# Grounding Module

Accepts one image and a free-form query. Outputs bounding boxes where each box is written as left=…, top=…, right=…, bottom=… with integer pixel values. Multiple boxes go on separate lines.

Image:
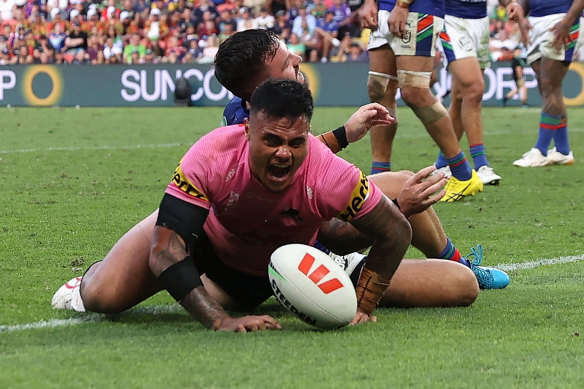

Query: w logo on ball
left=297, top=253, right=344, bottom=294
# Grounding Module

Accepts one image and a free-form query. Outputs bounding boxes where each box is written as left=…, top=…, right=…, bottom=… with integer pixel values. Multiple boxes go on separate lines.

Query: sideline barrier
left=1, top=62, right=583, bottom=107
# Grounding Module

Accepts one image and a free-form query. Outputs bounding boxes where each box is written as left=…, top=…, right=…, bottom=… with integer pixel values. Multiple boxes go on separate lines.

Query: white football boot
left=51, top=276, right=86, bottom=312
left=513, top=148, right=552, bottom=167
left=547, top=147, right=575, bottom=165
left=476, top=165, right=501, bottom=185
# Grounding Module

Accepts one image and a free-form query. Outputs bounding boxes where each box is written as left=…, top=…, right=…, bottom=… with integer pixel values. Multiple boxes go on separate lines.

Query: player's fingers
left=261, top=315, right=282, bottom=329
left=410, top=165, right=438, bottom=182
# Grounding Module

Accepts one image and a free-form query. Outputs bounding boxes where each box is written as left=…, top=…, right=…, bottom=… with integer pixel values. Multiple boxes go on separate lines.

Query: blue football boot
left=464, top=245, right=510, bottom=289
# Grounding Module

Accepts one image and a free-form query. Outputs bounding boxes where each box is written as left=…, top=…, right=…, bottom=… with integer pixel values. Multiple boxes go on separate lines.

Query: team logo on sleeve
left=171, top=162, right=209, bottom=201
left=338, top=171, right=370, bottom=222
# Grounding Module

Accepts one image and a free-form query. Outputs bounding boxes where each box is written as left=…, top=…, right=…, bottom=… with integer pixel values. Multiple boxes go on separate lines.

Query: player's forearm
left=563, top=0, right=584, bottom=26
left=316, top=126, right=348, bottom=154
left=180, top=287, right=233, bottom=329
left=351, top=197, right=411, bottom=279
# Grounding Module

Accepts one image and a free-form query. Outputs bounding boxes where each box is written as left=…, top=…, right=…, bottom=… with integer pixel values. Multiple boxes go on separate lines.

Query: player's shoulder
left=222, top=97, right=249, bottom=126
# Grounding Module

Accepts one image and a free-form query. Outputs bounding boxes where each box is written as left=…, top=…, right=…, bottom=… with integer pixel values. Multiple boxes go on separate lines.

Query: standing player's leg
left=368, top=46, right=399, bottom=174
left=396, top=54, right=483, bottom=202
left=513, top=57, right=572, bottom=167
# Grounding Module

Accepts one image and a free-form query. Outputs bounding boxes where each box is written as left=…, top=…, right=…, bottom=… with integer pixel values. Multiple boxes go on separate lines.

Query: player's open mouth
left=268, top=164, right=291, bottom=180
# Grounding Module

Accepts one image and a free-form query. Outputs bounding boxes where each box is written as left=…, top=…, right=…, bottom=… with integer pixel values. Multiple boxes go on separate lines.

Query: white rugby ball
left=268, top=244, right=357, bottom=329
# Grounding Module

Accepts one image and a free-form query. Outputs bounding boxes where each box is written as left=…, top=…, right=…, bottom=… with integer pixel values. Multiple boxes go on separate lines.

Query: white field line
left=0, top=305, right=182, bottom=333
left=0, top=143, right=189, bottom=155
left=495, top=254, right=584, bottom=271
left=2, top=254, right=583, bottom=334
left=2, top=127, right=583, bottom=155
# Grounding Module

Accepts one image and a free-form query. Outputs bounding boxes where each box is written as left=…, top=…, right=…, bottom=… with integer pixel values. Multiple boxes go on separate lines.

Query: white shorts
left=526, top=13, right=579, bottom=65
left=440, top=15, right=491, bottom=69
left=367, top=10, right=444, bottom=57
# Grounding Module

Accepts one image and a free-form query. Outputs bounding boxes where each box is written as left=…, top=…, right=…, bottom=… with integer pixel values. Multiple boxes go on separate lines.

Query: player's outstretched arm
left=150, top=225, right=281, bottom=332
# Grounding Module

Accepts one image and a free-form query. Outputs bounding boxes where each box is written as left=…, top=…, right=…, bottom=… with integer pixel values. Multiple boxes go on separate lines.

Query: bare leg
left=380, top=259, right=479, bottom=307
left=368, top=45, right=398, bottom=170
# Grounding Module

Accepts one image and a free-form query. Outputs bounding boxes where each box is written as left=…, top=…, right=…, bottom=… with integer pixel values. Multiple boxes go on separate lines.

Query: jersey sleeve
left=309, top=138, right=383, bottom=222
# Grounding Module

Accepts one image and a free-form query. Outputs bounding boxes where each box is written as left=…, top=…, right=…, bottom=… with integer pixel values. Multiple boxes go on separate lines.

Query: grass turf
left=0, top=106, right=583, bottom=388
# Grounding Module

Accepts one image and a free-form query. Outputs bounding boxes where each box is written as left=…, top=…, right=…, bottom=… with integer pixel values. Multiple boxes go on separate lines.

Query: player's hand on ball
left=213, top=315, right=282, bottom=332
left=344, top=103, right=394, bottom=144
left=349, top=310, right=378, bottom=326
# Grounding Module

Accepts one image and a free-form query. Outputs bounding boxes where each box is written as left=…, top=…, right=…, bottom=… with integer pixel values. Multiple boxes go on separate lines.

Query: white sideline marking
left=0, top=305, right=181, bottom=334
left=495, top=254, right=584, bottom=272
left=0, top=143, right=188, bottom=155
left=2, top=255, right=584, bottom=333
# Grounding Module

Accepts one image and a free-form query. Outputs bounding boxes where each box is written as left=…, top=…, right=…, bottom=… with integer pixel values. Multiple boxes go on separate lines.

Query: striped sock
left=552, top=117, right=570, bottom=155
left=447, top=152, right=472, bottom=181
left=535, top=112, right=562, bottom=155
left=435, top=151, right=448, bottom=169
left=371, top=161, right=391, bottom=174
left=438, top=238, right=470, bottom=267
left=470, top=143, right=489, bottom=170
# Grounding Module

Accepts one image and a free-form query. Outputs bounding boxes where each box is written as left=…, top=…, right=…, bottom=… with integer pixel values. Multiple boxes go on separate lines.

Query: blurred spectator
left=218, top=19, right=236, bottom=42
left=236, top=7, right=258, bottom=31
left=328, top=0, right=352, bottom=37
left=269, top=9, right=290, bottom=41
left=314, top=9, right=339, bottom=62
left=254, top=7, right=274, bottom=29
left=197, top=11, right=218, bottom=37
left=267, top=0, right=286, bottom=16
left=287, top=32, right=305, bottom=58
left=64, top=21, right=87, bottom=58
left=33, top=33, right=54, bottom=62
left=308, top=0, right=327, bottom=19
left=123, top=33, right=146, bottom=63
left=292, top=4, right=315, bottom=38
left=48, top=21, right=66, bottom=52
left=196, top=32, right=219, bottom=63
left=0, top=0, right=16, bottom=22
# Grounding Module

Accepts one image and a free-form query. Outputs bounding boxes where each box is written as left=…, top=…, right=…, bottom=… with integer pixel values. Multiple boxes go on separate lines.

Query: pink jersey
left=165, top=124, right=382, bottom=276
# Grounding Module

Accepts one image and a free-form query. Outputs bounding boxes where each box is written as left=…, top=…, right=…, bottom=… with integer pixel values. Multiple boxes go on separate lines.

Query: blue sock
left=470, top=143, right=489, bottom=170
left=438, top=238, right=470, bottom=267
left=435, top=151, right=448, bottom=169
left=371, top=161, right=391, bottom=174
left=535, top=112, right=561, bottom=155
left=552, top=118, right=570, bottom=155
left=447, top=152, right=472, bottom=181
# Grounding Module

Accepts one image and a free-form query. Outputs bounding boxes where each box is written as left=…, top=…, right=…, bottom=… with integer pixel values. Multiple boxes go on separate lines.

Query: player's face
left=245, top=113, right=310, bottom=192
left=264, top=41, right=305, bottom=85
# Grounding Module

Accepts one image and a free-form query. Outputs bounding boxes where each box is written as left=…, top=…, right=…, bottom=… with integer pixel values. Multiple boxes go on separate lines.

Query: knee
left=80, top=278, right=127, bottom=313
left=400, top=86, right=431, bottom=108
left=461, top=79, right=485, bottom=105
left=453, top=265, right=480, bottom=306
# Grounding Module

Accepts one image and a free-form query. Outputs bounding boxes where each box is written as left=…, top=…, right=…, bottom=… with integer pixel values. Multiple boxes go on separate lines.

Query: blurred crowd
left=0, top=0, right=582, bottom=65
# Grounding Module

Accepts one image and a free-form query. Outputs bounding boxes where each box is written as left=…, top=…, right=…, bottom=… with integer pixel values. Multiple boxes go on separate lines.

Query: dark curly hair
left=214, top=29, right=281, bottom=101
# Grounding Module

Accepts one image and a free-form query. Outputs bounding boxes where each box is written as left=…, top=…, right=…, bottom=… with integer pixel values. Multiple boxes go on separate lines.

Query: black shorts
left=193, top=234, right=274, bottom=308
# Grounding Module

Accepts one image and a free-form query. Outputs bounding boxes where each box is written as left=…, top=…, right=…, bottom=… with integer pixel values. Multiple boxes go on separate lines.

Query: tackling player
left=214, top=29, right=509, bottom=290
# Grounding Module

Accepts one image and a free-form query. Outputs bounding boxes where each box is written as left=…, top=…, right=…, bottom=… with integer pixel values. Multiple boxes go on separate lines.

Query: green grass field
left=1, top=106, right=583, bottom=388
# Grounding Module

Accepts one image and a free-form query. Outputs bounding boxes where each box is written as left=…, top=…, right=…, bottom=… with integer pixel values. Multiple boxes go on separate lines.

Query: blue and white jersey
left=222, top=97, right=249, bottom=126
left=529, top=0, right=573, bottom=17
left=377, top=0, right=445, bottom=18
left=444, top=0, right=486, bottom=19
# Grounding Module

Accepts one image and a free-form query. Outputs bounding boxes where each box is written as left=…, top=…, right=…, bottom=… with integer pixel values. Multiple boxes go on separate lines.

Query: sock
left=434, top=151, right=448, bottom=169
left=438, top=238, right=470, bottom=267
left=470, top=143, right=489, bottom=170
left=552, top=117, right=570, bottom=155
left=371, top=161, right=391, bottom=174
left=535, top=112, right=561, bottom=155
left=447, top=152, right=472, bottom=181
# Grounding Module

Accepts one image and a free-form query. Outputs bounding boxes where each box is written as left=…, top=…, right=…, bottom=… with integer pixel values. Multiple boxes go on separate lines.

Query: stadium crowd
left=2, top=0, right=580, bottom=66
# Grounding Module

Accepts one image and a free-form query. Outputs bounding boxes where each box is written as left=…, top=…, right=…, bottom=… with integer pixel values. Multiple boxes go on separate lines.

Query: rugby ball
left=268, top=244, right=357, bottom=329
